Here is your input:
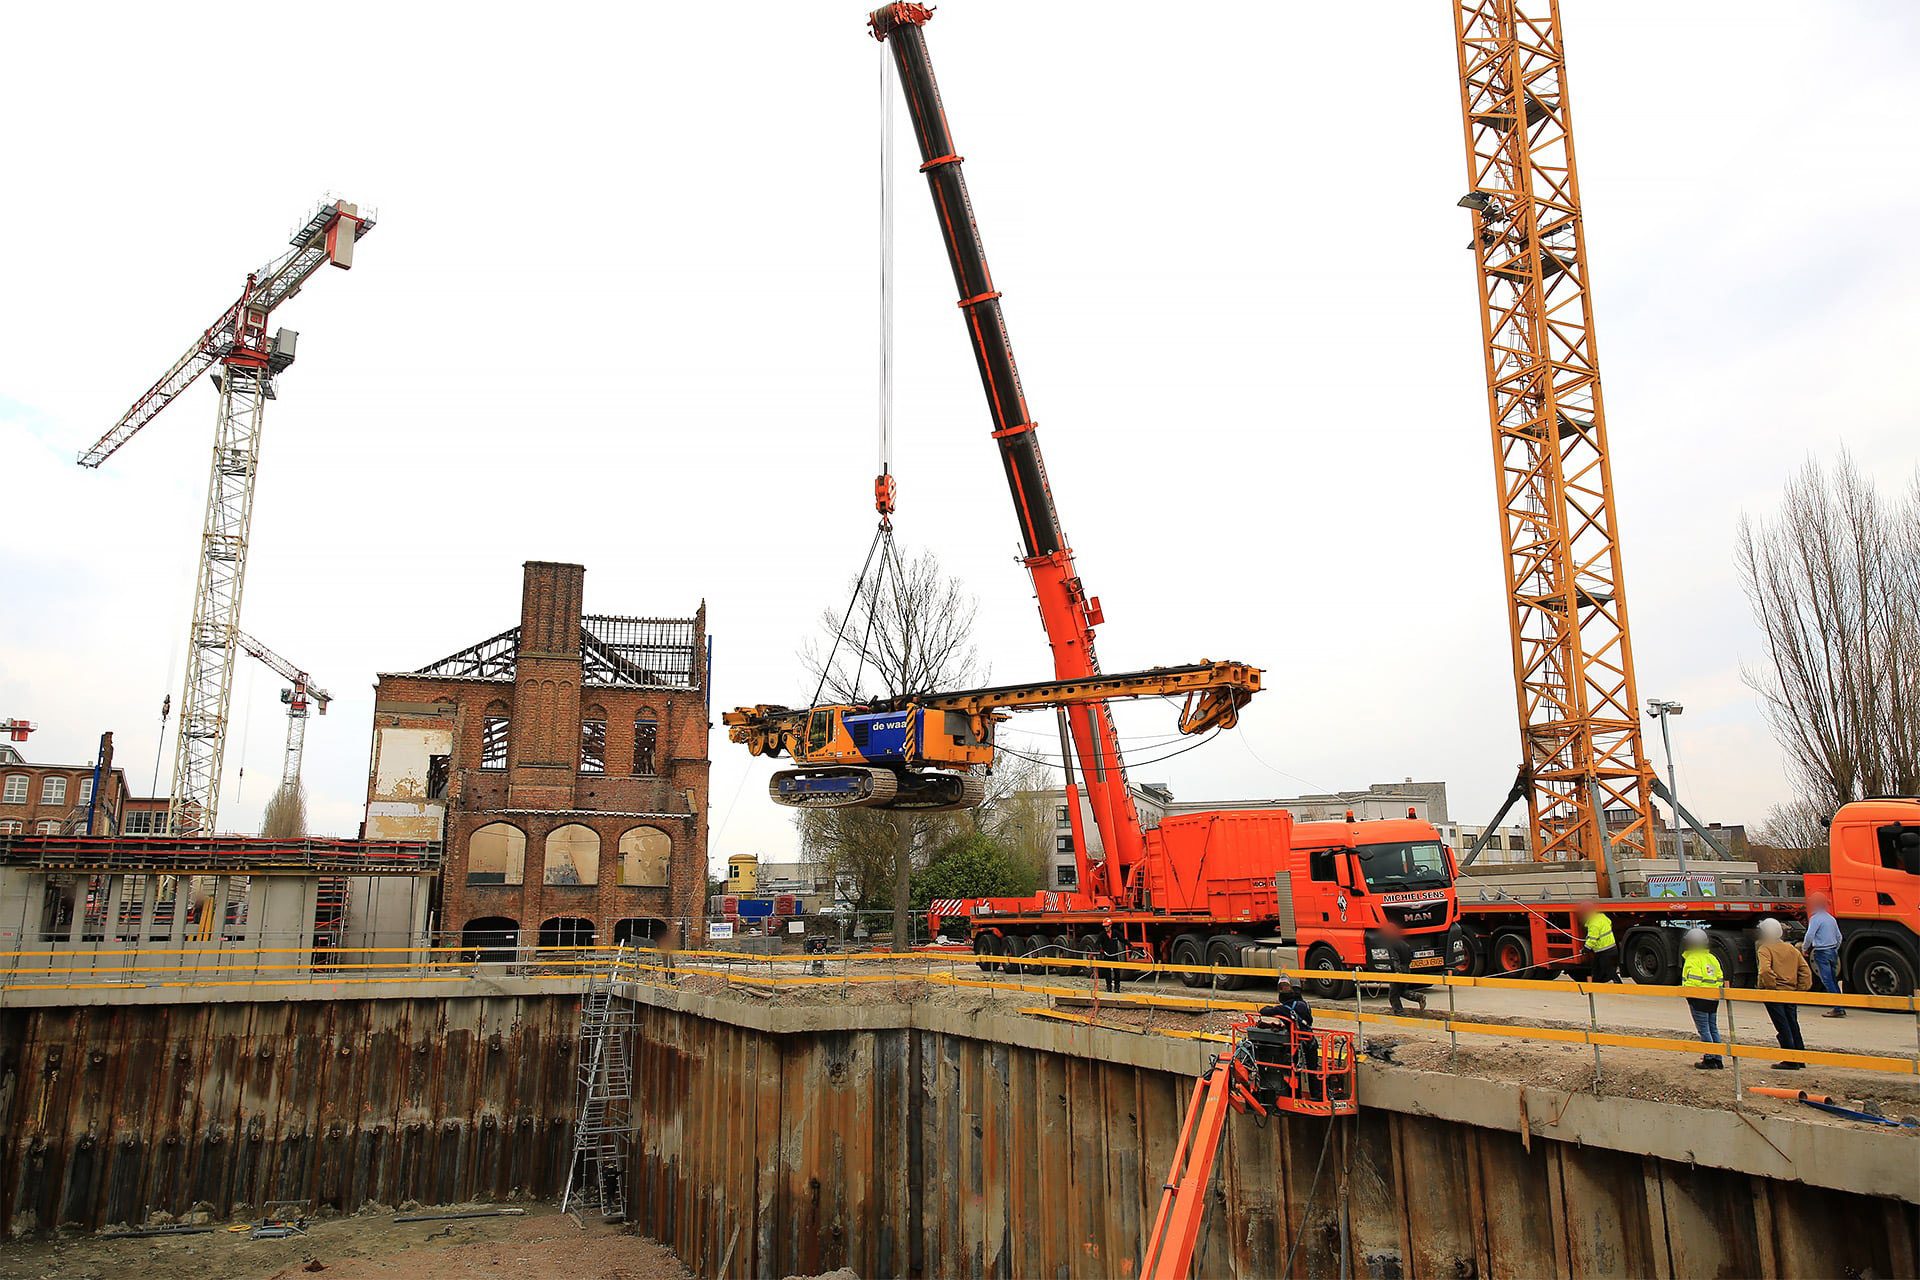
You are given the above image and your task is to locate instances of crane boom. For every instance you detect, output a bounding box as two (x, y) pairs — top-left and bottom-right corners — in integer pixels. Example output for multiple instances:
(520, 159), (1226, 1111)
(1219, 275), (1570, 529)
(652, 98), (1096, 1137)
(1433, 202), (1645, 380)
(78, 200), (374, 468)
(1451, 0), (1656, 880)
(870, 3), (1145, 897)
(234, 630), (329, 793)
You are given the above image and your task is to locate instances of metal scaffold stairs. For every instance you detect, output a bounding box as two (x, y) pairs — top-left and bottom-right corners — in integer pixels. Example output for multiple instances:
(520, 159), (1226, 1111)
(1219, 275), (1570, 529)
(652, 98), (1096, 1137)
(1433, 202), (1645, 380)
(562, 950), (633, 1221)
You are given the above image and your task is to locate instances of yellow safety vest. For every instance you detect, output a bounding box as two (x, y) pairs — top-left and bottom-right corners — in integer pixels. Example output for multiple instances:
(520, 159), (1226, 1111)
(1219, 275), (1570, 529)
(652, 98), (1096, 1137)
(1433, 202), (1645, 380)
(1680, 949), (1723, 989)
(1583, 912), (1616, 952)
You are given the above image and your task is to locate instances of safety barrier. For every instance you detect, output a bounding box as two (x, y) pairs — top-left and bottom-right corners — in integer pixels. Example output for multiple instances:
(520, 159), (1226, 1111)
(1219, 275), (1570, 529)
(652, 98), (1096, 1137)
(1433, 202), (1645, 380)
(4, 941), (1914, 1084)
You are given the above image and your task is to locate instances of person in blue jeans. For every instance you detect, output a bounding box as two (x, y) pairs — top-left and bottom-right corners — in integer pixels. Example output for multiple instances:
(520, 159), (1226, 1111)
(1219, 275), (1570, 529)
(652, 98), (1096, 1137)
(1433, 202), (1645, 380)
(1680, 927), (1725, 1069)
(1803, 892), (1846, 1017)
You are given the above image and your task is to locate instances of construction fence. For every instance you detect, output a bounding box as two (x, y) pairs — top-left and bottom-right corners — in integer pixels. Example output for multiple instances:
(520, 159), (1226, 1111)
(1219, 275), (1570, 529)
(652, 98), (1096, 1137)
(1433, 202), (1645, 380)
(3, 936), (1915, 1088)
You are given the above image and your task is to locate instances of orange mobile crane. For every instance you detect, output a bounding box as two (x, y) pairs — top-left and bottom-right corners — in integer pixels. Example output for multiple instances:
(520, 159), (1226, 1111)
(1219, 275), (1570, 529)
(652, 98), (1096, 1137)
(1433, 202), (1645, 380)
(869, 3), (1465, 984)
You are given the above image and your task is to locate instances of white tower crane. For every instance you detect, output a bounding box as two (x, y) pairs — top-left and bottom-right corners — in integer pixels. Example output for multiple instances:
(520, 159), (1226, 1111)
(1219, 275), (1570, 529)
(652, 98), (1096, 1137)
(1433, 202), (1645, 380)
(233, 631), (331, 794)
(78, 197), (373, 836)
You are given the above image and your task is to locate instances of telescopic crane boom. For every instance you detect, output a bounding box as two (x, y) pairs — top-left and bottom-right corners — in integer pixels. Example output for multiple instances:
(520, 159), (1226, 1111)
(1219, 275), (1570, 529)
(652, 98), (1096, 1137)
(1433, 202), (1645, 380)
(79, 197), (372, 836)
(870, 3), (1144, 897)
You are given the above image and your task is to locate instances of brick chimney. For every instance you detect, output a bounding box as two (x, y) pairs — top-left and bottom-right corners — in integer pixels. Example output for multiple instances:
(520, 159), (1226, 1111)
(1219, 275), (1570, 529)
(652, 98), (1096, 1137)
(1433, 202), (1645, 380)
(507, 561), (585, 810)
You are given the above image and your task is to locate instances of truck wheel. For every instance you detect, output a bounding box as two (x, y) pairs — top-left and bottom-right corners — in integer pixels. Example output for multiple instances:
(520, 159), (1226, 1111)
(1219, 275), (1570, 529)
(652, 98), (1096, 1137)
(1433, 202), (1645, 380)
(1492, 932), (1532, 977)
(972, 932), (996, 973)
(1011, 934), (1041, 976)
(1029, 933), (1059, 977)
(1170, 933), (1207, 988)
(1625, 930), (1675, 985)
(1074, 932), (1104, 971)
(1851, 945), (1917, 999)
(1708, 934), (1747, 989)
(1304, 945), (1354, 999)
(1205, 936), (1248, 992)
(1459, 926), (1490, 978)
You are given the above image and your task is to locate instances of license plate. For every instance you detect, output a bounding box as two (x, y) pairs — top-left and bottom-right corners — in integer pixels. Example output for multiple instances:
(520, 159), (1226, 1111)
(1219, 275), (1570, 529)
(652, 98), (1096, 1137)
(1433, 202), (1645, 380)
(1409, 956), (1442, 969)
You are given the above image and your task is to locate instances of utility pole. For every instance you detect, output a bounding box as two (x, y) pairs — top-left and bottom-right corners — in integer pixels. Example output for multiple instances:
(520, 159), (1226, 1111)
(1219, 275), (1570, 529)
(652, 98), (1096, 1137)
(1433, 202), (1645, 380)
(1646, 699), (1693, 896)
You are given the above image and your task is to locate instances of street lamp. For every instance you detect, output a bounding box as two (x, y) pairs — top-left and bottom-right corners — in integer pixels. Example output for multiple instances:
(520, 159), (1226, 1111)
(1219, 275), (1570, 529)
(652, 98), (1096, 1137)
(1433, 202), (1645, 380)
(1645, 699), (1693, 895)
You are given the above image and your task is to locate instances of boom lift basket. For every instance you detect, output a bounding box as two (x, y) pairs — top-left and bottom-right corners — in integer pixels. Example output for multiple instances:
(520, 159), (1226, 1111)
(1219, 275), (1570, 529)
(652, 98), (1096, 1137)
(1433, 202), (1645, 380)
(1233, 1015), (1358, 1118)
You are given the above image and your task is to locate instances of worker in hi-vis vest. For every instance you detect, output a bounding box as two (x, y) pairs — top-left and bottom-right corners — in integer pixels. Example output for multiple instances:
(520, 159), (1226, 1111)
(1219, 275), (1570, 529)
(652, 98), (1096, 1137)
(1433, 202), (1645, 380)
(1680, 928), (1725, 1069)
(1575, 902), (1620, 984)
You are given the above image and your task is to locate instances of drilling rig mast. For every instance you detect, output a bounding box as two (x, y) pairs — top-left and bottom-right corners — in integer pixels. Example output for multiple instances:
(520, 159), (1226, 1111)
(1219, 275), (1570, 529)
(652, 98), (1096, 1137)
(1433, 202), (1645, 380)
(1451, 1), (1655, 880)
(79, 197), (373, 835)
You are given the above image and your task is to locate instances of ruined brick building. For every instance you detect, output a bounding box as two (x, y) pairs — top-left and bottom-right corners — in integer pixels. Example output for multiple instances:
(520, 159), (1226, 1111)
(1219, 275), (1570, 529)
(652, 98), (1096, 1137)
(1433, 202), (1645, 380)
(364, 562), (709, 949)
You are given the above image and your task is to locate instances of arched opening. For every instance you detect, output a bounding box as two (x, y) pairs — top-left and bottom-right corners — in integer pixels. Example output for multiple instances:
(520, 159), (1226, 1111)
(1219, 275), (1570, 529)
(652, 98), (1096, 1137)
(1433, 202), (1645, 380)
(462, 915), (520, 962)
(612, 917), (671, 948)
(580, 703), (608, 774)
(467, 822), (526, 884)
(538, 916), (596, 950)
(633, 708), (659, 775)
(618, 825), (671, 886)
(481, 699), (511, 770)
(544, 823), (601, 885)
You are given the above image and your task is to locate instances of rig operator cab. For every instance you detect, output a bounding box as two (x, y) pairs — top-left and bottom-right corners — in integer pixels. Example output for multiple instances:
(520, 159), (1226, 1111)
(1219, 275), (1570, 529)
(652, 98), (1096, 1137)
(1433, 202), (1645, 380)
(1289, 815), (1468, 996)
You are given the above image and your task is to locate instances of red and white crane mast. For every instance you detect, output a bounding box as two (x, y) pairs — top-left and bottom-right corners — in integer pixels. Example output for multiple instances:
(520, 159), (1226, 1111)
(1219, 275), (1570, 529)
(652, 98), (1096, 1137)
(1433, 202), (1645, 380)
(78, 197), (372, 836)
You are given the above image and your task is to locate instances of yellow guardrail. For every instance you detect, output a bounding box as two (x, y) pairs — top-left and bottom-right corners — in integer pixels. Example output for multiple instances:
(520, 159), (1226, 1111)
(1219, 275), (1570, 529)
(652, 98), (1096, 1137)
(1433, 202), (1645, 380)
(6, 941), (1915, 1079)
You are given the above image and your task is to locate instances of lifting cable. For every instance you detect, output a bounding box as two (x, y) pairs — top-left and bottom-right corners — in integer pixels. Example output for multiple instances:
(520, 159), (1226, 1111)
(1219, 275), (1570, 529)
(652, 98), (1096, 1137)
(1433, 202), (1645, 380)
(811, 47), (906, 709)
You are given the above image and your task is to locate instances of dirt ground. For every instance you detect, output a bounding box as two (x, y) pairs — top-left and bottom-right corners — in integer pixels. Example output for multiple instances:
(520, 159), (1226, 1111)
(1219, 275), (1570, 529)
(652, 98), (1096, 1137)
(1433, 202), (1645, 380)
(0, 1206), (691, 1280)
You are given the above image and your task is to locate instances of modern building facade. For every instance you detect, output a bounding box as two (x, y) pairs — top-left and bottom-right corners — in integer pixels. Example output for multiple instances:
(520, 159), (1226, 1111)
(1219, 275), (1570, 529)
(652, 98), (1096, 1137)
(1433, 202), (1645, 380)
(364, 561), (710, 950)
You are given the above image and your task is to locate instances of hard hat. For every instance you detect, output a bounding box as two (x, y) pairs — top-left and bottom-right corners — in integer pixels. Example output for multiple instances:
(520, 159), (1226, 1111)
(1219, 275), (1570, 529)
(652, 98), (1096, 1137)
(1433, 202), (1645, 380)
(1683, 927), (1709, 947)
(1757, 917), (1784, 940)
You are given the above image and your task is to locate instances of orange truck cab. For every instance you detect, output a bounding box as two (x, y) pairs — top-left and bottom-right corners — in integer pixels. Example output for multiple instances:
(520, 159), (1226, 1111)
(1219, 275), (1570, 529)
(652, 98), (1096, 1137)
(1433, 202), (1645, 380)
(1803, 798), (1920, 997)
(1288, 817), (1466, 994)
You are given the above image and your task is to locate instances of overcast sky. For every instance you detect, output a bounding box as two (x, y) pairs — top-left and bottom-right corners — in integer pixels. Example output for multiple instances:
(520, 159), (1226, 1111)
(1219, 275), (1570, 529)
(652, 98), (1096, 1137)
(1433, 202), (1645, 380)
(3, 2), (1916, 867)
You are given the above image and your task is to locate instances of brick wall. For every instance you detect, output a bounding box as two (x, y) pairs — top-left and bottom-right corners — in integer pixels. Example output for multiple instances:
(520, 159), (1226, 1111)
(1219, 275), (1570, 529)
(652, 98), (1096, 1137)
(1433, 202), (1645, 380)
(365, 562), (710, 949)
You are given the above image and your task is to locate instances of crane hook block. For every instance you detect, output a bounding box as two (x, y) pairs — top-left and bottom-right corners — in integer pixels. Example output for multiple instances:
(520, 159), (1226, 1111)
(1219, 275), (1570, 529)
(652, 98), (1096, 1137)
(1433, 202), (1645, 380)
(874, 472), (897, 517)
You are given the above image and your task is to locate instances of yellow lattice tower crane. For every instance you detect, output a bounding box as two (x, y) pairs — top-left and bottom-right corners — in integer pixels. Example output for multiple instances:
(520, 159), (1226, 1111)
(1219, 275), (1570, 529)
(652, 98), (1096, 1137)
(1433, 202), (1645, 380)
(1451, 0), (1658, 887)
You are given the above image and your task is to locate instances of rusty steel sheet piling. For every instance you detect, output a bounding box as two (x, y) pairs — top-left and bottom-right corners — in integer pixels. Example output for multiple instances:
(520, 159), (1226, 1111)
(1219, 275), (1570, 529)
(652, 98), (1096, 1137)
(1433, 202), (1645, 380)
(0, 995), (579, 1237)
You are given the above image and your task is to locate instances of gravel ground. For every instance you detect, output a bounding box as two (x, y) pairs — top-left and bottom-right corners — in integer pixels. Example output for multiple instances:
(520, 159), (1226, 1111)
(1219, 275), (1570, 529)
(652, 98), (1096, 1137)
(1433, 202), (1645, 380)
(0, 1206), (691, 1280)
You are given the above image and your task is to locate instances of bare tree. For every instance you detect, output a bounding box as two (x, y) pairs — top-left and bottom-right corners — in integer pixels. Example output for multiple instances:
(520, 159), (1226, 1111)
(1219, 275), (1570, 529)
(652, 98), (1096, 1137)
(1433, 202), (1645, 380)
(260, 782), (308, 839)
(1749, 797), (1830, 874)
(799, 546), (982, 950)
(1737, 451), (1920, 815)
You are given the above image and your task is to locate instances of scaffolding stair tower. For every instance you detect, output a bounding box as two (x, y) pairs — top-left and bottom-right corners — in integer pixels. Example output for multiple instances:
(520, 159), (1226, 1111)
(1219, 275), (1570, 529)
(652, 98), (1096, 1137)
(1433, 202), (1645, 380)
(562, 953), (634, 1221)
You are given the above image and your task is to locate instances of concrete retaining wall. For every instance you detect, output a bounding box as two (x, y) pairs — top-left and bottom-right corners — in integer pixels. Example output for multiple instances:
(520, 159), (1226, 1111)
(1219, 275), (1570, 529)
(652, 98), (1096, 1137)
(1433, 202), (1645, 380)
(0, 993), (580, 1236)
(624, 985), (1919, 1280)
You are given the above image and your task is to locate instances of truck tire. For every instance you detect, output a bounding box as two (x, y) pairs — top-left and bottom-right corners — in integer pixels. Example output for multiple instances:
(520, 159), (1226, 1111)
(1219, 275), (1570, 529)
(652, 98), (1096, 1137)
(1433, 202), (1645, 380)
(972, 932), (996, 973)
(1624, 929), (1676, 985)
(1491, 931), (1532, 977)
(1015, 934), (1046, 976)
(1170, 933), (1207, 989)
(1205, 935), (1248, 992)
(1459, 925), (1490, 978)
(1850, 944), (1917, 999)
(1304, 944), (1354, 999)
(1708, 933), (1747, 989)
(1030, 933), (1060, 977)
(977, 932), (1005, 973)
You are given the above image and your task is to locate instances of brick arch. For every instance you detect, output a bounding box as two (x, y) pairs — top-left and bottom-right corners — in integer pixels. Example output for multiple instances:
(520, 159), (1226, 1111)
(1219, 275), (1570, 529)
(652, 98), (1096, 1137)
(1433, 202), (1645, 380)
(466, 821), (526, 885)
(618, 825), (671, 886)
(543, 823), (601, 885)
(461, 915), (519, 961)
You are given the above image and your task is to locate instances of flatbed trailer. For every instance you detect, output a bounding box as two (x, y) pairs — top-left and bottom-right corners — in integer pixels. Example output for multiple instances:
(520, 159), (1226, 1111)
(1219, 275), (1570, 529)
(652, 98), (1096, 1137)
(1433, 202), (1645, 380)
(1454, 798), (1920, 996)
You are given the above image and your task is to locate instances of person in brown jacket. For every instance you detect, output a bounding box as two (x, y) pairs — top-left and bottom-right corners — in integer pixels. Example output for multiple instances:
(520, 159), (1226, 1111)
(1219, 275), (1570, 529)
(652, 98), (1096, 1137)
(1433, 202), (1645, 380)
(1756, 917), (1814, 1069)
